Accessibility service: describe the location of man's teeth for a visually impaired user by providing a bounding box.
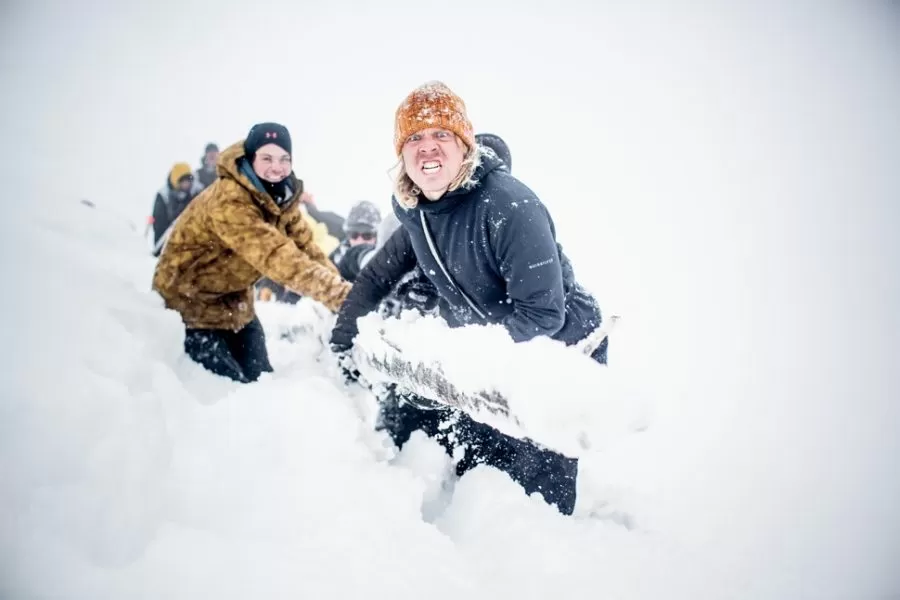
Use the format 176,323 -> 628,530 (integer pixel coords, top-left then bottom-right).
422,161 -> 441,173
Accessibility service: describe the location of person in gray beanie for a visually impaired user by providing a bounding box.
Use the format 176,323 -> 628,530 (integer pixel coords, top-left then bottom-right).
328,200 -> 383,282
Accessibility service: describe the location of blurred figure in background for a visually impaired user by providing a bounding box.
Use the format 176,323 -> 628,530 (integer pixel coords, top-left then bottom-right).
149,162 -> 199,256
300,191 -> 347,242
329,200 -> 382,282
194,142 -> 219,191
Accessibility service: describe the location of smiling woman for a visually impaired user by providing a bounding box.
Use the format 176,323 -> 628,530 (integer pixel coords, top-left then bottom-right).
151,121 -> 352,383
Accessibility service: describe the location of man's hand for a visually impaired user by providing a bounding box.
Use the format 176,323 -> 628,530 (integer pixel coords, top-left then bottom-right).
299,191 -> 315,206
397,279 -> 439,313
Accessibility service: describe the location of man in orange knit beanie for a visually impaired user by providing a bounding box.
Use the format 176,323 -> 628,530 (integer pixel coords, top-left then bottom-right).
331,80 -> 610,516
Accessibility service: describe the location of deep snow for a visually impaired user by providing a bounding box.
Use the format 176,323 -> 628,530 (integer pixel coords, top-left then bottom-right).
0,202 -> 727,599
350,310 -> 646,458
2,1 -> 900,599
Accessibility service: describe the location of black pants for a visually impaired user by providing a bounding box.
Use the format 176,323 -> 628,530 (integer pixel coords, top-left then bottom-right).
184,316 -> 273,383
378,340 -> 609,515
379,397 -> 579,514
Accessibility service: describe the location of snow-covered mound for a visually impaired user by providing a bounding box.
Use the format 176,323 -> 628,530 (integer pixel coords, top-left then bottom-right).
2,187 -> 895,599
3,3 -> 899,598
352,310 -> 649,457
0,203 -> 722,599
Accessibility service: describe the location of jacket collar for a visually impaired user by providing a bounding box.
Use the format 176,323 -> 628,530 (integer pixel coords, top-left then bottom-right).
415,151 -> 504,215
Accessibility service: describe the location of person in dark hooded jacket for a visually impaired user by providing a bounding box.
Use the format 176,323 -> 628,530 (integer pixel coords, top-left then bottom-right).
330,81 -> 607,515
194,142 -> 220,191
150,162 -> 200,256
375,132 -> 511,319
329,200 -> 382,282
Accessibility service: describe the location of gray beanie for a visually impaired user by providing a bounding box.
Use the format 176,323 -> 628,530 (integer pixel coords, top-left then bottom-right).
344,201 -> 382,234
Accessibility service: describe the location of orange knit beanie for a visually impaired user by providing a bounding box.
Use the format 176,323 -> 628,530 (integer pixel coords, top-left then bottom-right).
393,81 -> 475,156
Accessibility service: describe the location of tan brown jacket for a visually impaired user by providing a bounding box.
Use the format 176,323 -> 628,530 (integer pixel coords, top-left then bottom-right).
152,141 -> 351,330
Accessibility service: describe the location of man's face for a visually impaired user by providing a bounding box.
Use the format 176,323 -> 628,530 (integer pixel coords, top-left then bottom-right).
177,175 -> 194,192
251,143 -> 291,183
204,149 -> 219,168
401,127 -> 466,199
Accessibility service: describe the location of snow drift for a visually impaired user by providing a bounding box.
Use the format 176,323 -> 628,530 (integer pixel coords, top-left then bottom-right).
0,201 -> 717,600
351,310 -> 647,458
2,1 -> 900,599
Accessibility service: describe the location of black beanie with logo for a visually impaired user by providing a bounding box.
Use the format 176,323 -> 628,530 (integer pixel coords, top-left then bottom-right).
244,122 -> 292,160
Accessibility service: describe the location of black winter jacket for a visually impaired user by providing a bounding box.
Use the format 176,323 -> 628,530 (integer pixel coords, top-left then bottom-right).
331,153 -> 601,349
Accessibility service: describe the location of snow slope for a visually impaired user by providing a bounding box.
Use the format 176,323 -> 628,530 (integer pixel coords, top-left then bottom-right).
0,198 -> 723,600
2,1 -> 900,599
